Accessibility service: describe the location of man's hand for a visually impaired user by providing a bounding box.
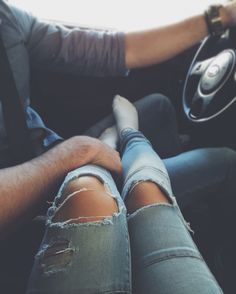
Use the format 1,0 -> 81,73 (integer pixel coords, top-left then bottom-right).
46,135 -> 122,176
89,140 -> 122,175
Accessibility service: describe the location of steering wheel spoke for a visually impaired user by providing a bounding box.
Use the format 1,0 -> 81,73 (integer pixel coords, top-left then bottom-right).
190,58 -> 214,76
189,91 -> 213,119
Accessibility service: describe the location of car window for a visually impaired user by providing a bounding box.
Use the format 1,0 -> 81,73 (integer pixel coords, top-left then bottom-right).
9,0 -> 220,30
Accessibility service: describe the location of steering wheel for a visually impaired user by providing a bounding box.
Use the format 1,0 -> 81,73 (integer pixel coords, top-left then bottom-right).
183,30 -> 236,122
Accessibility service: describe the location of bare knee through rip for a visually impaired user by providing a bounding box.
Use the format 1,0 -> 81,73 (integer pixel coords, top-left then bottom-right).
53,176 -> 118,223
125,181 -> 170,214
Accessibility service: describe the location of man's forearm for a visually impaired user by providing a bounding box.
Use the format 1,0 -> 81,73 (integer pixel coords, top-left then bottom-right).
125,4 -> 234,69
0,144 -> 72,238
125,14 -> 208,68
0,136 -> 121,238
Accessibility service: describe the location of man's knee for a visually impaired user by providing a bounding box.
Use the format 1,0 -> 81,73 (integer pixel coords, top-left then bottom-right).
135,93 -> 174,115
53,176 -> 118,223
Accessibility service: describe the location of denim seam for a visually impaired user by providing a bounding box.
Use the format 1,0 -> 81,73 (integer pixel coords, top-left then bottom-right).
123,218 -> 132,292
100,291 -> 131,294
140,254 -> 204,269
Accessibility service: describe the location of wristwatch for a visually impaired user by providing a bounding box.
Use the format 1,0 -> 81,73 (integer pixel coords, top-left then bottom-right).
204,5 -> 225,37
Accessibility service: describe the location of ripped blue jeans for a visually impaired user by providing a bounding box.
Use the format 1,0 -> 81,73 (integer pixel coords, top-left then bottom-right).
26,130 -> 222,294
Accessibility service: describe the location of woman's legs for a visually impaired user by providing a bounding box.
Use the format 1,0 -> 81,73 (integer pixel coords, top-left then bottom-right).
112,95 -> 223,294
26,165 -> 131,294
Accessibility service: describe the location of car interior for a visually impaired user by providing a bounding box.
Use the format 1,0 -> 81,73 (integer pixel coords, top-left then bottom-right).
0,1 -> 236,293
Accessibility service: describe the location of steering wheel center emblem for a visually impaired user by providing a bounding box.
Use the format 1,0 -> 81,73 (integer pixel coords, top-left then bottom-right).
207,64 -> 220,77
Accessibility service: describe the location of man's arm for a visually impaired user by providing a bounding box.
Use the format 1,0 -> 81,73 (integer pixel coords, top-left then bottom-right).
7,3 -> 127,77
8,1 -> 236,76
0,136 -> 121,239
125,3 -> 236,68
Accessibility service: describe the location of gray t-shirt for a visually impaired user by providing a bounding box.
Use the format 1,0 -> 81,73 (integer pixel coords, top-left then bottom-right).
0,0 -> 127,156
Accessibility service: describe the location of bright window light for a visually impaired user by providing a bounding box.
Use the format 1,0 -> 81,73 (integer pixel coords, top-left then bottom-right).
9,0 -> 221,30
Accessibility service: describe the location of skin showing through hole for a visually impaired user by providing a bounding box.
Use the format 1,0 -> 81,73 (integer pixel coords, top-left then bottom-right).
41,240 -> 74,273
53,176 -> 118,223
125,181 -> 170,214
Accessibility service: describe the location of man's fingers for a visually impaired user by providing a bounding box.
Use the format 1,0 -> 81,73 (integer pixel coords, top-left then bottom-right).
92,144 -> 122,175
